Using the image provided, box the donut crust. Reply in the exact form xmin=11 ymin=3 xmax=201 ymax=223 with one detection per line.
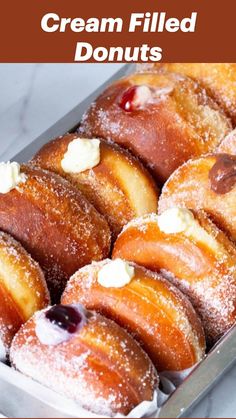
xmin=218 ymin=129 xmax=236 ymax=154
xmin=113 ymin=212 xmax=236 ymax=344
xmin=0 ymin=231 xmax=49 ymax=354
xmin=159 ymin=154 xmax=236 ymax=245
xmin=0 ymin=165 xmax=111 ymax=300
xmin=10 ymin=308 xmax=157 ymax=416
xmin=32 ymin=134 xmax=158 ymax=237
xmin=80 ymin=72 xmax=231 ymax=184
xmin=62 ymin=261 xmax=205 ymax=371
xmin=137 ymin=63 xmax=236 ymax=125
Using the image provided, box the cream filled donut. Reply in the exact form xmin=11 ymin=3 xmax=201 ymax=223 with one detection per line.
xmin=0 ymin=162 xmax=111 ymax=300
xmin=62 ymin=260 xmax=206 ymax=371
xmin=138 ymin=63 xmax=236 ymax=125
xmin=0 ymin=231 xmax=49 ymax=358
xmin=113 ymin=209 xmax=236 ymax=344
xmin=159 ymin=154 xmax=236 ymax=245
xmin=31 ymin=134 xmax=158 ymax=238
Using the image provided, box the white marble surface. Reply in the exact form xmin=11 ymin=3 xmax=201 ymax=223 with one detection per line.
xmin=0 ymin=63 xmax=235 ymax=418
xmin=0 ymin=64 xmax=124 ymax=160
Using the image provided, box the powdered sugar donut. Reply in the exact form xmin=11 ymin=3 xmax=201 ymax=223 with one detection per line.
xmin=159 ymin=154 xmax=236 ymax=245
xmin=79 ymin=71 xmax=231 ymax=184
xmin=62 ymin=260 xmax=205 ymax=371
xmin=0 ymin=163 xmax=111 ymax=300
xmin=10 ymin=304 xmax=158 ymax=417
xmin=31 ymin=134 xmax=158 ymax=238
xmin=113 ymin=210 xmax=236 ymax=344
xmin=139 ymin=63 xmax=236 ymax=125
xmin=0 ymin=231 xmax=49 ymax=358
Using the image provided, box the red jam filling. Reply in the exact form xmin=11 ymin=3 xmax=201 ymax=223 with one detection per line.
xmin=119 ymin=85 xmax=141 ymax=112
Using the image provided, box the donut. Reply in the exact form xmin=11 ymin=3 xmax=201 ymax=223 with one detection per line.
xmin=0 ymin=231 xmax=49 ymax=359
xmin=218 ymin=129 xmax=236 ymax=154
xmin=10 ymin=303 xmax=158 ymax=416
xmin=31 ymin=134 xmax=158 ymax=237
xmin=79 ymin=71 xmax=232 ymax=184
xmin=137 ymin=63 xmax=236 ymax=125
xmin=159 ymin=154 xmax=236 ymax=245
xmin=113 ymin=210 xmax=236 ymax=344
xmin=62 ymin=259 xmax=205 ymax=371
xmin=0 ymin=162 xmax=111 ymax=300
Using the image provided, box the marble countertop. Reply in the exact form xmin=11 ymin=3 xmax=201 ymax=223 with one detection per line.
xmin=0 ymin=63 xmax=235 ymax=418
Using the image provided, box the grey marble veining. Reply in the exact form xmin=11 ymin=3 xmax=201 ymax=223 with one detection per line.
xmin=0 ymin=64 xmax=124 ymax=160
xmin=0 ymin=63 xmax=235 ymax=418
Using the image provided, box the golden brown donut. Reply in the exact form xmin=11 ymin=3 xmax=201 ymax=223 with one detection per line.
xmin=31 ymin=134 xmax=158 ymax=237
xmin=79 ymin=71 xmax=231 ymax=184
xmin=0 ymin=231 xmax=49 ymax=358
xmin=10 ymin=304 xmax=158 ymax=416
xmin=62 ymin=259 xmax=205 ymax=371
xmin=217 ymin=129 xmax=236 ymax=154
xmin=137 ymin=63 xmax=236 ymax=125
xmin=113 ymin=210 xmax=236 ymax=344
xmin=159 ymin=154 xmax=236 ymax=244
xmin=0 ymin=163 xmax=111 ymax=300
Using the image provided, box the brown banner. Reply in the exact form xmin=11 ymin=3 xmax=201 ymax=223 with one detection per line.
xmin=1 ymin=0 xmax=235 ymax=62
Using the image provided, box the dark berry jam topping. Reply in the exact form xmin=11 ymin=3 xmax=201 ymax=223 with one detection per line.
xmin=209 ymin=154 xmax=236 ymax=194
xmin=46 ymin=305 xmax=82 ymax=334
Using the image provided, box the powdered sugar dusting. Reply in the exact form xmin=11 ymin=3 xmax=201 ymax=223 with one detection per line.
xmin=163 ymin=269 xmax=236 ymax=343
xmin=159 ymin=153 xmax=236 ymax=238
xmin=79 ymin=72 xmax=231 ymax=184
xmin=116 ymin=211 xmax=236 ymax=344
xmin=0 ymin=230 xmax=49 ymax=354
xmin=0 ymin=230 xmax=49 ymax=304
xmin=1 ymin=164 xmax=111 ymax=297
xmin=63 ymin=260 xmax=205 ymax=371
xmin=11 ymin=308 xmax=157 ymax=416
xmin=120 ymin=213 xmax=159 ymax=234
xmin=218 ymin=128 xmax=236 ymax=154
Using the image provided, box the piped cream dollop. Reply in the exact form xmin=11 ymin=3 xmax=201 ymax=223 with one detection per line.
xmin=158 ymin=207 xmax=222 ymax=254
xmin=0 ymin=162 xmax=27 ymax=194
xmin=158 ymin=207 xmax=195 ymax=234
xmin=61 ymin=138 xmax=100 ymax=174
xmin=98 ymin=259 xmax=135 ymax=288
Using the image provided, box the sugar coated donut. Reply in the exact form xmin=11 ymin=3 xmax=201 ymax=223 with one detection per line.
xmin=113 ymin=210 xmax=236 ymax=344
xmin=32 ymin=134 xmax=158 ymax=237
xmin=159 ymin=154 xmax=236 ymax=244
xmin=79 ymin=71 xmax=231 ymax=184
xmin=62 ymin=259 xmax=205 ymax=371
xmin=10 ymin=303 xmax=158 ymax=416
xmin=137 ymin=63 xmax=236 ymax=124
xmin=0 ymin=231 xmax=49 ymax=358
xmin=0 ymin=162 xmax=111 ymax=300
